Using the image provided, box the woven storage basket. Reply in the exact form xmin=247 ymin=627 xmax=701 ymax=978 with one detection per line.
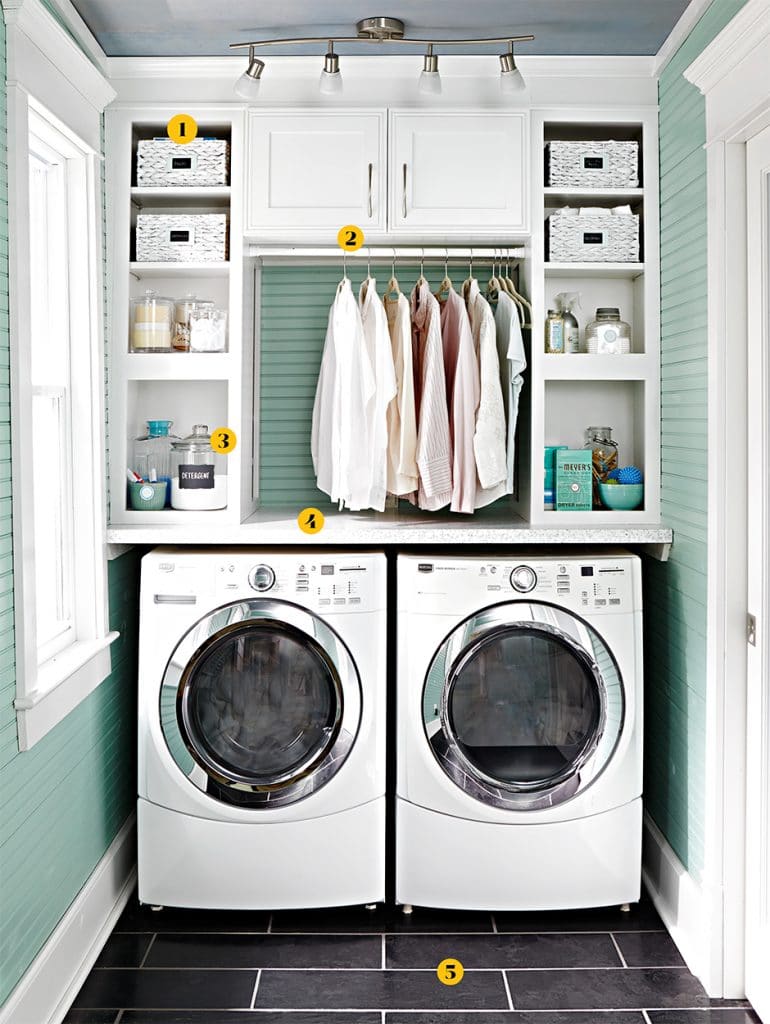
xmin=548 ymin=209 xmax=640 ymax=263
xmin=135 ymin=214 xmax=228 ymax=263
xmin=546 ymin=140 xmax=638 ymax=188
xmin=136 ymin=138 xmax=229 ymax=187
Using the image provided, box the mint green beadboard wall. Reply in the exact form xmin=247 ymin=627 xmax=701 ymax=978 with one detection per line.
xmin=644 ymin=0 xmax=746 ymax=880
xmin=0 ymin=3 xmax=140 ymax=1007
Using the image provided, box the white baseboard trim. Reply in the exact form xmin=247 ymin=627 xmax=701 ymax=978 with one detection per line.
xmin=0 ymin=813 xmax=136 ymax=1024
xmin=642 ymin=811 xmax=713 ymax=992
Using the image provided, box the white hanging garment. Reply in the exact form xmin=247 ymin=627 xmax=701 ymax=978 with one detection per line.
xmin=495 ymin=290 xmax=527 ymax=495
xmin=411 ymin=280 xmax=452 ymax=511
xmin=439 ymin=287 xmax=479 ymax=514
xmin=349 ymin=278 xmax=397 ymax=511
xmin=311 ymin=278 xmax=375 ymax=506
xmin=466 ymin=279 xmax=507 ymax=509
xmin=384 ymin=290 xmax=418 ymax=496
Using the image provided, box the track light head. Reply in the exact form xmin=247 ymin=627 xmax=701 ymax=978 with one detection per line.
xmin=500 ymin=43 xmax=526 ymax=93
xmin=319 ymin=42 xmax=343 ymax=94
xmin=234 ymin=45 xmax=265 ymax=100
xmin=418 ymin=43 xmax=441 ymax=95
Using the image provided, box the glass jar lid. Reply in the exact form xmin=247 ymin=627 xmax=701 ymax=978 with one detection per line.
xmin=171 ymin=424 xmax=213 ymax=452
xmin=595 ymin=307 xmax=620 ymax=319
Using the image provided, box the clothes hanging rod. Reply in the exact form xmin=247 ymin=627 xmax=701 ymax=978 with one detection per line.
xmin=250 ymin=246 xmax=527 ymax=261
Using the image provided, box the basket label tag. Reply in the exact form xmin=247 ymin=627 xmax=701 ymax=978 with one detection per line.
xmin=583 ymin=156 xmax=604 ymax=169
xmin=583 ymin=232 xmax=604 ymax=245
xmin=170 ymin=156 xmax=194 ymax=170
xmin=169 ymin=229 xmax=192 ymax=243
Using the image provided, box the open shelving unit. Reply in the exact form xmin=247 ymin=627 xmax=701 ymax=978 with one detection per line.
xmin=527 ymin=112 xmax=661 ymax=526
xmin=106 ymin=105 xmax=255 ymax=527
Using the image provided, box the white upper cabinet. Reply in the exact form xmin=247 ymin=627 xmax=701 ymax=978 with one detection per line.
xmin=389 ymin=111 xmax=529 ymax=233
xmin=246 ymin=111 xmax=386 ymax=234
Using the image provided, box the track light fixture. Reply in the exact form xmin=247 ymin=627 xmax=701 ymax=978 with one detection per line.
xmin=319 ymin=41 xmax=343 ymax=94
xmin=230 ymin=18 xmax=534 ymax=99
xmin=499 ymin=43 xmax=526 ymax=93
xmin=418 ymin=44 xmax=441 ymax=95
xmin=233 ymin=45 xmax=265 ymax=100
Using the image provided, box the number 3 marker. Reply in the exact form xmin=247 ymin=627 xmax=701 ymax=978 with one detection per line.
xmin=210 ymin=427 xmax=236 ymax=453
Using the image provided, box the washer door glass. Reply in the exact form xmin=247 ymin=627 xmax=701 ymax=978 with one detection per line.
xmin=423 ymin=603 xmax=623 ymax=810
xmin=161 ymin=600 xmax=361 ymax=807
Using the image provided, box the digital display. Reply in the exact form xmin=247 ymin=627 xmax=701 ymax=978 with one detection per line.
xmin=581 ymin=566 xmax=594 ymax=577
xmin=321 ymin=565 xmax=334 ymax=575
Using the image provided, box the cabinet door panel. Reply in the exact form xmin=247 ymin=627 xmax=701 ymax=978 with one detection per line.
xmin=247 ymin=112 xmax=385 ymax=232
xmin=391 ymin=112 xmax=529 ymax=232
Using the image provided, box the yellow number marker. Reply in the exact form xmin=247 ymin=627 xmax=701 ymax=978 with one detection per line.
xmin=210 ymin=427 xmax=237 ymax=454
xmin=298 ymin=507 xmax=325 ymax=535
xmin=437 ymin=958 xmax=464 ymax=986
xmin=337 ymin=224 xmax=364 ymax=251
xmin=167 ymin=114 xmax=198 ymax=145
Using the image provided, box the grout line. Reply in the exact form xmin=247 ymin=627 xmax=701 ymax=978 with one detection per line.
xmin=79 ymin=1009 xmax=719 ymax=1015
xmin=381 ymin=1011 xmax=386 ymax=1024
xmin=266 ymin=914 xmax=273 ymax=934
xmin=138 ymin=934 xmax=157 ymax=969
xmin=491 ymin=915 xmax=498 ymax=933
xmin=90 ymin=964 xmax=691 ymax=972
xmin=382 ymin=934 xmax=386 ymax=970
xmin=642 ymin=1011 xmax=654 ymax=1024
xmin=249 ymin=969 xmax=262 ymax=1009
xmin=112 ymin=927 xmax=668 ymax=936
xmin=502 ymin=968 xmax=515 ymax=1011
xmin=610 ymin=933 xmax=629 ymax=968
xmin=113 ymin=1011 xmax=124 ymax=1024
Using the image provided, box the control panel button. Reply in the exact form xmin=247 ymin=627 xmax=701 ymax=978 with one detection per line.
xmin=510 ymin=565 xmax=537 ymax=593
xmin=248 ymin=564 xmax=275 ymax=592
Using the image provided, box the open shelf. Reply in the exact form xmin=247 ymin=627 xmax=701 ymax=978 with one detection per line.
xmin=122 ymin=352 xmax=232 ymax=380
xmin=131 ymin=186 xmax=231 ymax=209
xmin=544 ymin=187 xmax=644 ymax=203
xmin=129 ymin=261 xmax=230 ymax=279
xmin=545 ymin=262 xmax=645 ymax=279
xmin=542 ymin=353 xmax=652 ymax=381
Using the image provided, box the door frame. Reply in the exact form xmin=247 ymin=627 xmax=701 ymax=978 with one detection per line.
xmin=684 ymin=0 xmax=770 ymax=999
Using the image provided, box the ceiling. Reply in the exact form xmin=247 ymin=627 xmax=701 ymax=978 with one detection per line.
xmin=68 ymin=0 xmax=692 ymax=57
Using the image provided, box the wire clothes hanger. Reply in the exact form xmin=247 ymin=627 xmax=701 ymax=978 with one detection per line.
xmin=385 ymin=246 xmax=401 ymax=299
xmin=462 ymin=248 xmax=475 ymax=301
xmin=435 ymin=247 xmax=453 ymax=301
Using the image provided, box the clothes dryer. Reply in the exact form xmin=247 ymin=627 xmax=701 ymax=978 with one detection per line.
xmin=138 ymin=548 xmax=386 ymax=909
xmin=397 ymin=551 xmax=643 ymax=911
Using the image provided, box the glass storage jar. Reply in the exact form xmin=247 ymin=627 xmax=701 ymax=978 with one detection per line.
xmin=169 ymin=424 xmax=227 ymax=510
xmin=583 ymin=426 xmax=619 ymax=508
xmin=133 ymin=419 xmax=179 ymax=506
xmin=173 ymin=294 xmax=214 ymax=352
xmin=585 ymin=307 xmax=631 ymax=354
xmin=130 ymin=290 xmax=174 ymax=352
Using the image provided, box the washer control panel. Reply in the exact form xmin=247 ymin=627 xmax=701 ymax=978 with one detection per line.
xmin=212 ymin=555 xmax=381 ymax=610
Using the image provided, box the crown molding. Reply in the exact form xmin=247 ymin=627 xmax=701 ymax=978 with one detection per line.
xmin=34 ymin=0 xmax=110 ymax=74
xmin=106 ymin=53 xmax=655 ymax=81
xmin=4 ymin=0 xmax=115 ymax=111
xmin=684 ymin=0 xmax=770 ymax=94
xmin=653 ymin=0 xmax=715 ymax=76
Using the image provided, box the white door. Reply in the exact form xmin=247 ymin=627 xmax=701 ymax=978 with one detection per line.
xmin=745 ymin=122 xmax=770 ymax=1023
xmin=389 ymin=111 xmax=529 ymax=233
xmin=246 ymin=111 xmax=386 ymax=234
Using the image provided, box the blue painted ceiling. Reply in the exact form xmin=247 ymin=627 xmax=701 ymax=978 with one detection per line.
xmin=69 ymin=0 xmax=692 ymax=56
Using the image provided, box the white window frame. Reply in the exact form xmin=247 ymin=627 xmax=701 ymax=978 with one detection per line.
xmin=6 ymin=0 xmax=117 ymax=749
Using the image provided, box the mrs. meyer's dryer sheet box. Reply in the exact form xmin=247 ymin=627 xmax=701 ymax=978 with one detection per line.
xmin=556 ymin=449 xmax=592 ymax=511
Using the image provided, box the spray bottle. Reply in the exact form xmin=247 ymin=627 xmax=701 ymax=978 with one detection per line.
xmin=556 ymin=293 xmax=582 ymax=353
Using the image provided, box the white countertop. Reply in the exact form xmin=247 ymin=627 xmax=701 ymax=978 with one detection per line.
xmin=106 ymin=507 xmax=673 ymax=559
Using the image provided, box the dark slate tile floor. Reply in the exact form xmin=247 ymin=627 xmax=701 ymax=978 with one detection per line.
xmin=64 ymin=891 xmax=761 ymax=1023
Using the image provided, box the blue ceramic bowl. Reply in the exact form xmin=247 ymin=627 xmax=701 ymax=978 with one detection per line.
xmin=598 ymin=482 xmax=644 ymax=511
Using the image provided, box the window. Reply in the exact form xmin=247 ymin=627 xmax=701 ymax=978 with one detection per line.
xmin=9 ymin=100 xmax=116 ymax=749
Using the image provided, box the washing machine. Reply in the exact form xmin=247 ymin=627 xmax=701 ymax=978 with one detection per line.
xmin=138 ymin=548 xmax=386 ymax=910
xmin=396 ymin=551 xmax=643 ymax=911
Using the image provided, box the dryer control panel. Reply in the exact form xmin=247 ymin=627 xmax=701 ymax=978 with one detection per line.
xmin=403 ymin=553 xmax=640 ymax=615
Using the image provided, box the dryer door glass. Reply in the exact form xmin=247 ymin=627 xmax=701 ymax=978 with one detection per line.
xmin=423 ymin=603 xmax=624 ymax=810
xmin=161 ymin=600 xmax=362 ymax=807
xmin=180 ymin=621 xmax=341 ymax=786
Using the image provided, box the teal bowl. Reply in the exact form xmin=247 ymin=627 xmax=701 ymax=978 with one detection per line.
xmin=598 ymin=482 xmax=644 ymax=511
xmin=129 ymin=480 xmax=167 ymax=511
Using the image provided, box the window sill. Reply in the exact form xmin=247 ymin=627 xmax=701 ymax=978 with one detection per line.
xmin=14 ymin=632 xmax=120 ymax=750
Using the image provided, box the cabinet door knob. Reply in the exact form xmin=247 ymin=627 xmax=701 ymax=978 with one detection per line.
xmin=402 ymin=162 xmax=408 ymax=219
xmin=367 ymin=162 xmax=373 ymax=218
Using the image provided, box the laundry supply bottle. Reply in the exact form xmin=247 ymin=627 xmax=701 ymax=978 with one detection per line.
xmin=555 ymin=292 xmax=581 ymax=353
xmin=133 ymin=419 xmax=178 ymax=506
xmin=544 ymin=309 xmax=565 ymax=353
